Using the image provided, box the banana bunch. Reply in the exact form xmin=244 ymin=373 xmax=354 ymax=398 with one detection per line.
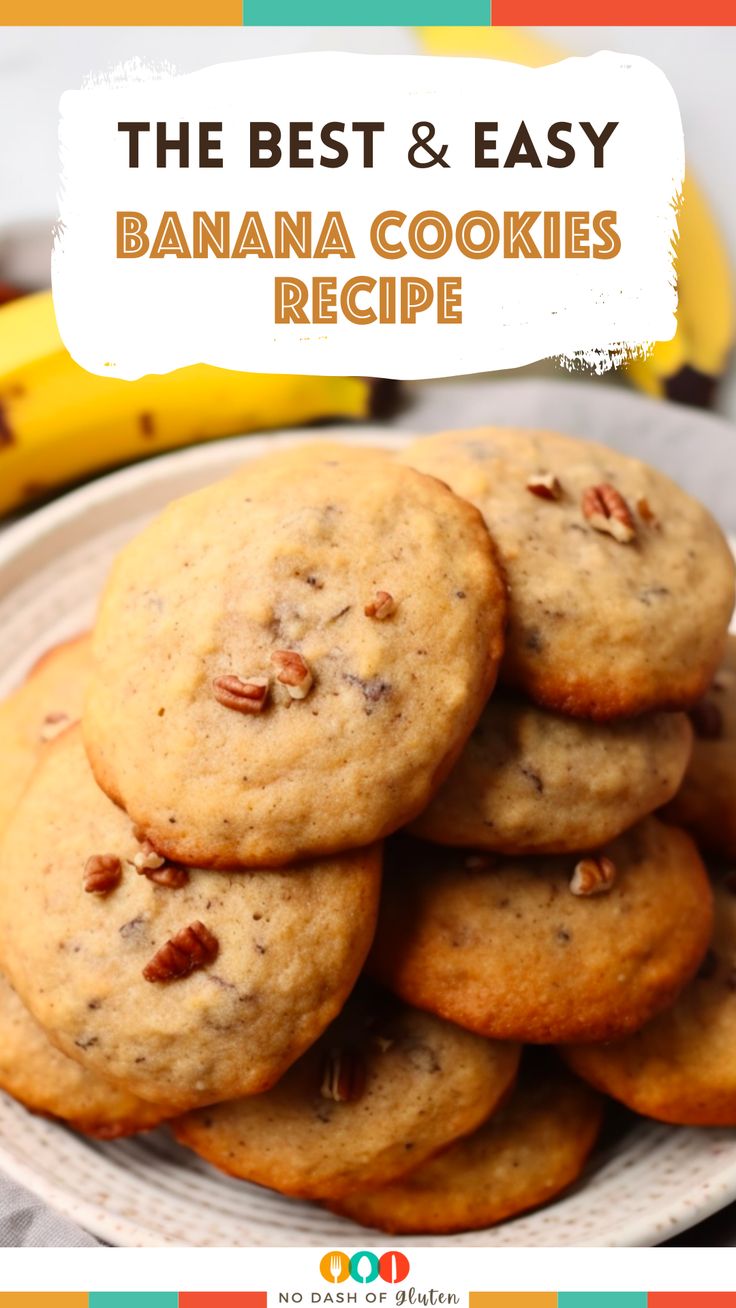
xmin=0 ymin=290 xmax=381 ymax=518
xmin=419 ymin=26 xmax=734 ymax=407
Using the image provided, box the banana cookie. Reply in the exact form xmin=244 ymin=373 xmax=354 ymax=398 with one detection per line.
xmin=565 ymin=880 xmax=736 ymax=1125
xmin=0 ymin=728 xmax=381 ymax=1110
xmin=369 ymin=821 xmax=712 ymax=1043
xmin=83 ymin=442 xmax=506 ymax=868
xmin=0 ymin=972 xmax=170 ymax=1138
xmin=328 ymin=1060 xmax=603 ymax=1234
xmin=665 ymin=635 xmax=736 ymax=860
xmin=172 ymin=989 xmax=519 ymax=1200
xmin=400 ymin=427 xmax=734 ymax=720
xmin=411 ymin=690 xmax=692 ymax=853
xmin=0 ymin=633 xmax=91 ymax=834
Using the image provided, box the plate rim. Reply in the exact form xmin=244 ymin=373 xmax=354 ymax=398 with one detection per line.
xmin=1 ymin=408 xmax=735 ymax=1248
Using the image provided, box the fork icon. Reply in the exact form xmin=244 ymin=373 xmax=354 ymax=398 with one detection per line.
xmin=329 ymin=1254 xmax=343 ymax=1284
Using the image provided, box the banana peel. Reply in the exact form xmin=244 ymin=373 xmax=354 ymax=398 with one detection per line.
xmin=418 ymin=26 xmax=734 ymax=407
xmin=0 ymin=290 xmax=387 ymax=518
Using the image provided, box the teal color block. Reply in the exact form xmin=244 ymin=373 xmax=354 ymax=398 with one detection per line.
xmin=90 ymin=1296 xmax=178 ymax=1308
xmin=559 ymin=1297 xmax=648 ymax=1308
xmin=243 ymin=0 xmax=489 ymax=25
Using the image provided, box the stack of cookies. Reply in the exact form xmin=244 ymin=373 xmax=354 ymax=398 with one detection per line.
xmin=0 ymin=427 xmax=734 ymax=1238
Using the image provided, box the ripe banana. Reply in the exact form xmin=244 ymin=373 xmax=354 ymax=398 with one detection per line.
xmin=418 ymin=26 xmax=734 ymax=407
xmin=0 ymin=290 xmax=382 ymax=518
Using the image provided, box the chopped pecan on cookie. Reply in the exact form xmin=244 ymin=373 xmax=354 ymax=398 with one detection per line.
xmin=636 ymin=496 xmax=660 ymax=527
xmin=570 ymin=855 xmax=617 ymax=896
xmin=85 ymin=852 xmax=123 ymax=894
xmin=271 ymin=650 xmax=313 ymax=700
xmin=365 ymin=591 xmax=397 ymax=620
xmin=320 ymin=1049 xmax=367 ymax=1103
xmin=142 ymin=921 xmax=219 ymax=982
xmin=526 ymin=472 xmax=562 ymax=502
xmin=581 ymin=483 xmax=636 ymax=544
xmin=213 ymin=675 xmax=269 ymax=713
xmin=83 ymin=854 xmax=122 ymax=895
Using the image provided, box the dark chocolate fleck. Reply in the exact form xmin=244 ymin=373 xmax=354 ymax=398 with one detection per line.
xmin=328 ymin=605 xmax=352 ymax=623
xmin=74 ymin=1036 xmax=99 ymax=1050
xmin=344 ymin=672 xmax=391 ymax=715
xmin=119 ymin=915 xmax=146 ymax=940
xmin=520 ymin=766 xmax=544 ymax=795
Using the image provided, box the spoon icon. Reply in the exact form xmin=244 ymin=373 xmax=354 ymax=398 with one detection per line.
xmin=353 ymin=1254 xmax=373 ymax=1284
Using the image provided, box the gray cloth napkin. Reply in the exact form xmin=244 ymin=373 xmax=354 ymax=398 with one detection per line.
xmin=0 ymin=1174 xmax=100 ymax=1246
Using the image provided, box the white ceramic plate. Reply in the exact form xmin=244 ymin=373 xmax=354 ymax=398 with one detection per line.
xmin=1 ymin=379 xmax=735 ymax=1248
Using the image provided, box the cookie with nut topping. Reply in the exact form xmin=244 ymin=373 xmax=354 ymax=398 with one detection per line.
xmin=411 ymin=689 xmax=692 ymax=853
xmin=0 ymin=632 xmax=91 ymax=836
xmin=83 ymin=442 xmax=506 ymax=868
xmin=400 ymin=427 xmax=734 ymax=720
xmin=565 ymin=879 xmax=736 ymax=1125
xmin=664 ymin=634 xmax=736 ymax=860
xmin=369 ymin=820 xmax=712 ymax=1043
xmin=0 ymin=727 xmax=381 ymax=1111
xmin=0 ymin=972 xmax=172 ymax=1138
xmin=328 ymin=1058 xmax=603 ymax=1234
xmin=172 ymin=988 xmax=519 ymax=1200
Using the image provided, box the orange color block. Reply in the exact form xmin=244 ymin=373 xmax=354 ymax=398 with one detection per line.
xmin=470 ymin=1297 xmax=557 ymax=1308
xmin=0 ymin=1299 xmax=87 ymax=1308
xmin=0 ymin=0 xmax=240 ymax=21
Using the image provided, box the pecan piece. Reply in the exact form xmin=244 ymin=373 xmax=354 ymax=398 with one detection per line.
xmin=689 ymin=699 xmax=723 ymax=740
xmin=320 ymin=1048 xmax=367 ymax=1103
xmin=581 ymin=483 xmax=636 ymax=544
xmin=636 ymin=496 xmax=659 ymax=527
xmin=213 ymin=674 xmax=269 ymax=714
xmin=142 ymin=921 xmax=218 ymax=982
xmin=39 ymin=711 xmax=72 ymax=743
xmin=272 ymin=650 xmax=313 ymax=700
xmin=84 ymin=854 xmax=122 ymax=895
xmin=526 ymin=472 xmax=562 ymax=502
xmin=137 ymin=861 xmax=189 ymax=889
xmin=133 ymin=841 xmax=165 ymax=873
xmin=364 ymin=590 xmax=396 ymax=620
xmin=570 ymin=855 xmax=617 ymax=897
